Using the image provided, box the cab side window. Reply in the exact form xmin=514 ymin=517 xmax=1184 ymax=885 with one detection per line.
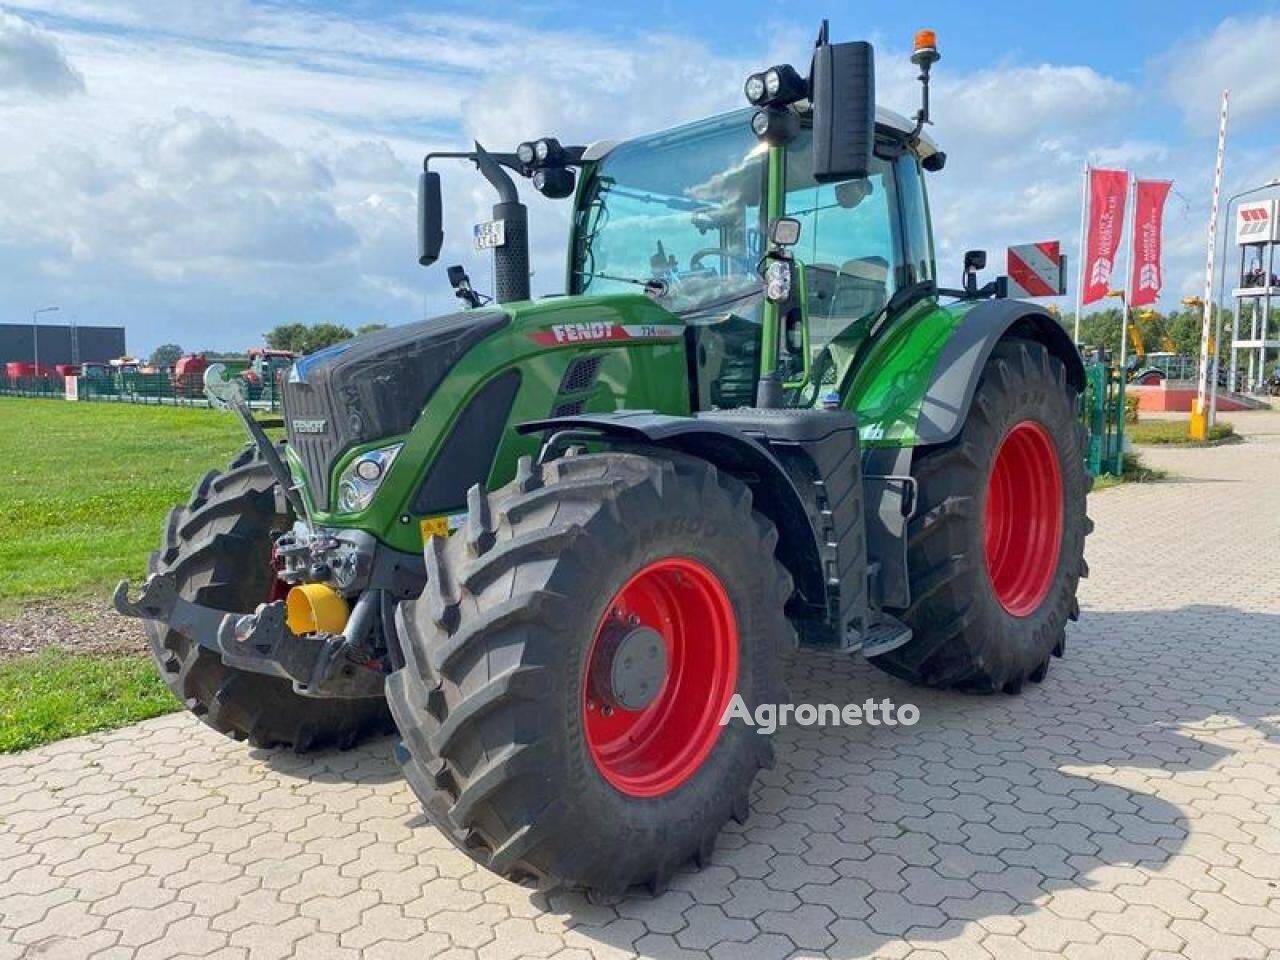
xmin=784 ymin=134 xmax=903 ymax=359
xmin=896 ymin=153 xmax=935 ymax=286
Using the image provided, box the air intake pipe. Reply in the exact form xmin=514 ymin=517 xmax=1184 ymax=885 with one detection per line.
xmin=418 ymin=143 xmax=531 ymax=305
xmin=474 ymin=143 xmax=530 ymax=304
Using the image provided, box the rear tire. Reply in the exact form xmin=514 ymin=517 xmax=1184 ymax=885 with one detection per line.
xmin=146 ymin=445 xmax=394 ymax=751
xmin=872 ymin=340 xmax=1090 ymax=693
xmin=387 ymin=451 xmax=793 ymax=893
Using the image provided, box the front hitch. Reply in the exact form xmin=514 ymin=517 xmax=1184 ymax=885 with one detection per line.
xmin=114 ymin=575 xmax=384 ymax=699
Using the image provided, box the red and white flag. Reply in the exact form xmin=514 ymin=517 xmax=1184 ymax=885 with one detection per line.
xmin=1129 ymin=180 xmax=1173 ymax=308
xmin=1082 ymin=168 xmax=1129 ymax=304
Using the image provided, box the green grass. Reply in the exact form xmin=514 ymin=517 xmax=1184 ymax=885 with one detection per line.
xmin=1128 ymin=419 xmax=1236 ymax=445
xmin=0 ymin=399 xmax=250 ymax=612
xmin=0 ymin=647 xmax=178 ymax=752
xmin=1091 ymin=452 xmax=1168 ymax=492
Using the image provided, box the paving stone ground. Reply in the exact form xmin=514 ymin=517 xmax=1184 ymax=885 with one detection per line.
xmin=3 ymin=410 xmax=1279 ymax=960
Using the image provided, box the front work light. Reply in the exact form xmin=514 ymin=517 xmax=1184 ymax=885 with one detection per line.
xmin=534 ymin=137 xmax=563 ymax=165
xmin=336 ymin=443 xmax=402 ymax=513
xmin=770 ymin=216 xmax=802 ymax=247
xmin=751 ymin=106 xmax=800 ymax=145
xmin=533 ymin=167 xmax=576 ymax=199
xmin=746 ymin=63 xmax=806 ymax=107
xmin=763 ymin=64 xmax=807 ymax=103
xmin=516 ymin=141 xmax=536 ymax=166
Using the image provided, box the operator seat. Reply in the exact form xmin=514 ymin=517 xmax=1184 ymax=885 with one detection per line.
xmin=830 ymin=257 xmax=889 ymax=324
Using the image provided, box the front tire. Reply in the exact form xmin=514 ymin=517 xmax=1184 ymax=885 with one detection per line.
xmin=872 ymin=339 xmax=1090 ymax=693
xmin=387 ymin=451 xmax=793 ymax=893
xmin=146 ymin=446 xmax=394 ymax=751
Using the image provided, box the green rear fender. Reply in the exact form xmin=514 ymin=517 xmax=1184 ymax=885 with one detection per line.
xmin=847 ymin=298 xmax=1082 ymax=449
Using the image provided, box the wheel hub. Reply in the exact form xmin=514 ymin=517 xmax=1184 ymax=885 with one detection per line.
xmin=592 ymin=620 xmax=668 ymax=711
xmin=583 ymin=557 xmax=738 ymax=798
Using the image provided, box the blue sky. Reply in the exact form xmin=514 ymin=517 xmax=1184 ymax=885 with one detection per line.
xmin=2 ymin=1 xmax=1279 ymax=355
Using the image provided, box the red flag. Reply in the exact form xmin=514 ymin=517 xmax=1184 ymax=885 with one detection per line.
xmin=1129 ymin=180 xmax=1173 ymax=307
xmin=1082 ymin=168 xmax=1129 ymax=304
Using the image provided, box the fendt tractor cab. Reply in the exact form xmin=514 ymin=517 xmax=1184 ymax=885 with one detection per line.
xmin=117 ymin=25 xmax=1089 ymax=894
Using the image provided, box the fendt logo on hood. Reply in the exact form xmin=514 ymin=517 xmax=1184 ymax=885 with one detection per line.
xmin=549 ymin=322 xmax=616 ymax=343
xmin=528 ymin=322 xmax=684 ymax=347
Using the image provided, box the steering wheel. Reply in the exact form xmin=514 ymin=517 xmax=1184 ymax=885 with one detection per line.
xmin=689 ymin=247 xmax=752 ymax=274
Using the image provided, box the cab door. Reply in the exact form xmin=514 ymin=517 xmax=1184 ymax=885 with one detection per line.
xmin=779 ymin=130 xmax=935 ymax=402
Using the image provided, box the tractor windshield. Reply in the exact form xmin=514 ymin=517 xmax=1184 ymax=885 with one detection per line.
xmin=571 ymin=110 xmax=768 ymax=316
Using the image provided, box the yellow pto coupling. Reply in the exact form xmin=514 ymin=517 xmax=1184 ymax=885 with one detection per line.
xmin=285 ymin=583 xmax=350 ymax=635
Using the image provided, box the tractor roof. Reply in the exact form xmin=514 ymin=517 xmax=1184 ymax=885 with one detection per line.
xmin=583 ymin=106 xmax=941 ymax=165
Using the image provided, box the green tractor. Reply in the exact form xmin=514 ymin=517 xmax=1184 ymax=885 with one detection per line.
xmin=116 ymin=24 xmax=1089 ymax=894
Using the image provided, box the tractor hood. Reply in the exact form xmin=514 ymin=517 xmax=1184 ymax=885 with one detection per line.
xmin=282 ymin=292 xmax=690 ymax=520
xmin=283 ymin=308 xmax=511 ymax=508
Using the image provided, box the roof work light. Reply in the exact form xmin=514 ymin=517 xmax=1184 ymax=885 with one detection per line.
xmin=744 ymin=63 xmax=806 ymax=108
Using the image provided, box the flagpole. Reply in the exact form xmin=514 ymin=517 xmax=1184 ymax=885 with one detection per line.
xmin=1074 ymin=163 xmax=1090 ymax=344
xmin=1118 ymin=176 xmax=1136 ymax=374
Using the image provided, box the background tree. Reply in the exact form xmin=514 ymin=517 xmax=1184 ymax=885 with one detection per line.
xmin=301 ymin=323 xmax=354 ymax=353
xmin=264 ymin=323 xmax=354 ymax=355
xmin=149 ymin=343 xmax=184 ymax=367
xmin=356 ymin=323 xmax=388 ymax=336
xmin=264 ymin=323 xmax=309 ymax=353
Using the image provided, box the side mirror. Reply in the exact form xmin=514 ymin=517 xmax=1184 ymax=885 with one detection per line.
xmin=770 ymin=217 xmax=802 ymax=247
xmin=810 ymin=31 xmax=875 ymax=184
xmin=964 ymin=249 xmax=986 ymax=296
xmin=418 ymin=171 xmax=444 ymax=266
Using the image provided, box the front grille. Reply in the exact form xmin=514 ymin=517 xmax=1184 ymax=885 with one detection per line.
xmin=283 ymin=381 xmax=339 ymax=510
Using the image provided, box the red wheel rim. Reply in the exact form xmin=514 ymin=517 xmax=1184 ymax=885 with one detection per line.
xmin=984 ymin=420 xmax=1064 ymax=617
xmin=584 ymin=558 xmax=738 ymax=798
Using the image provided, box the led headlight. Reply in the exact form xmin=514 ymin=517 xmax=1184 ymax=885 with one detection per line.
xmin=744 ymin=72 xmax=767 ymax=105
xmin=336 ymin=443 xmax=402 ymax=513
xmin=765 ymin=259 xmax=793 ymax=303
xmin=534 ymin=137 xmax=564 ymax=165
xmin=533 ymin=167 xmax=576 ymax=199
xmin=516 ymin=141 xmax=536 ymax=166
xmin=750 ymin=106 xmax=799 ymax=145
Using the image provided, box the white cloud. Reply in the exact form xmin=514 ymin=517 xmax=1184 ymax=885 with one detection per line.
xmin=1163 ymin=15 xmax=1280 ymax=128
xmin=0 ymin=9 xmax=83 ymax=97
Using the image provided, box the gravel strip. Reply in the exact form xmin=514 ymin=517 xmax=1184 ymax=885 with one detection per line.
xmin=0 ymin=599 xmax=146 ymax=660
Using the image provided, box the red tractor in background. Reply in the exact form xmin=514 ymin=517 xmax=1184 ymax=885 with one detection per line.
xmin=172 ymin=348 xmax=296 ymax=402
xmin=240 ymin=348 xmax=296 ymax=401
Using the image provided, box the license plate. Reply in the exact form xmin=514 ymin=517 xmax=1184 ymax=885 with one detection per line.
xmin=474 ymin=219 xmax=506 ymax=250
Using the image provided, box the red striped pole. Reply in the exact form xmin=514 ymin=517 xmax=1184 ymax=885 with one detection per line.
xmin=1193 ymin=90 xmax=1229 ymax=439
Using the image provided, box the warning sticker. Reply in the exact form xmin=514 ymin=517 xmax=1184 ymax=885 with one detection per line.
xmin=419 ymin=513 xmax=467 ymax=541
